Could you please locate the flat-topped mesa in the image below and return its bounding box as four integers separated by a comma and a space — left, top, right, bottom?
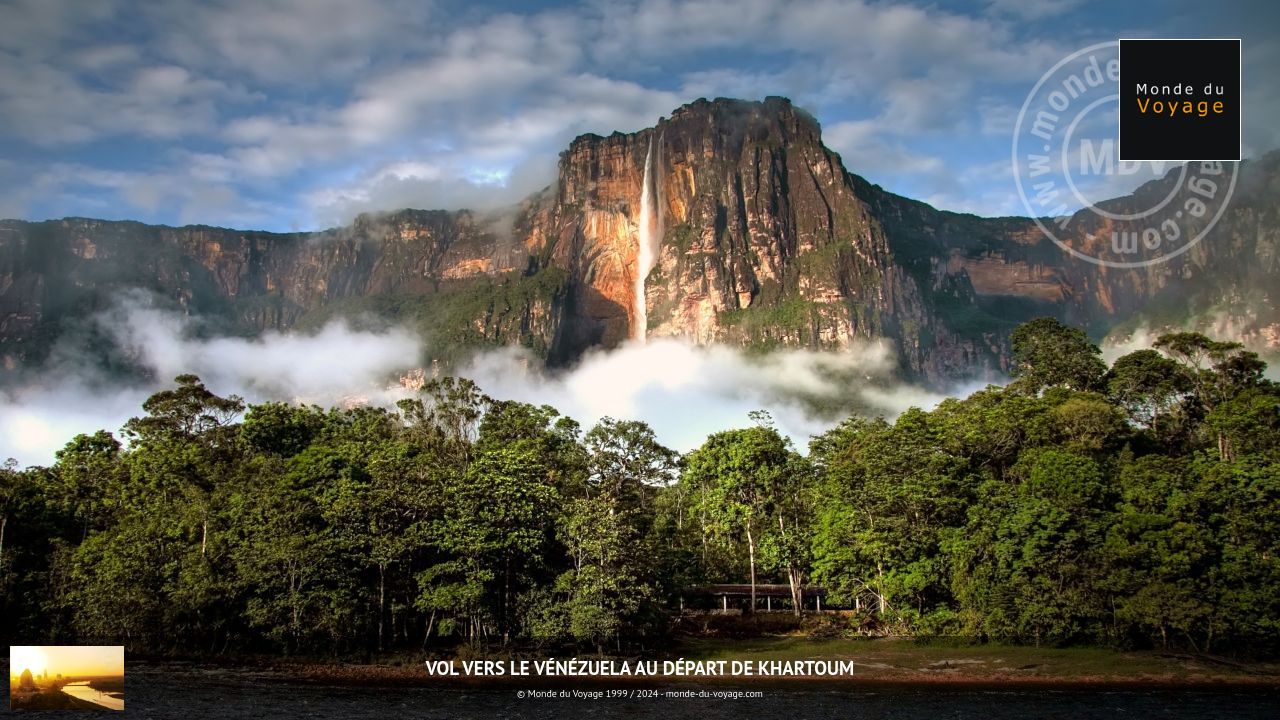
543, 96, 879, 355
523, 96, 1279, 379
2, 97, 1278, 387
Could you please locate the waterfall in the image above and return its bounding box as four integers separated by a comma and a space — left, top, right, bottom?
634, 135, 662, 341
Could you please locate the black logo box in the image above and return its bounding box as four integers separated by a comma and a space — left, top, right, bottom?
1119, 38, 1241, 162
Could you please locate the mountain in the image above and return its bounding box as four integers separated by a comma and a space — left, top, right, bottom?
1, 97, 1277, 387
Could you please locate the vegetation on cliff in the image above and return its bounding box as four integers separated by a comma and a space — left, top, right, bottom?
293, 266, 571, 362
3, 103, 1278, 388
0, 319, 1277, 658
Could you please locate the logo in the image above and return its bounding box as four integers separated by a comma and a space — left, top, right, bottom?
1012, 41, 1238, 268
1119, 39, 1241, 161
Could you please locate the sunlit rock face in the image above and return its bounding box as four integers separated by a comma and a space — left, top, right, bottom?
523, 97, 1279, 382
513, 97, 1000, 381
1, 97, 1277, 386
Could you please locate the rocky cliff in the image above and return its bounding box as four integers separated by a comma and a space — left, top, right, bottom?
1, 97, 1277, 386
512, 97, 1002, 381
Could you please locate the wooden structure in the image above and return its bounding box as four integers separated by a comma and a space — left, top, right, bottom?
685, 583, 828, 612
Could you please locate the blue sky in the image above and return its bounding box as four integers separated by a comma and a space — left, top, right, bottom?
1, 0, 1276, 232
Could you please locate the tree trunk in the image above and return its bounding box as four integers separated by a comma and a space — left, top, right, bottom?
503, 557, 511, 644
288, 565, 301, 651
1184, 630, 1201, 653
378, 564, 386, 653
746, 523, 757, 614
0, 514, 6, 563
787, 565, 803, 617
778, 514, 802, 616
423, 610, 437, 649
201, 520, 208, 557
876, 562, 887, 614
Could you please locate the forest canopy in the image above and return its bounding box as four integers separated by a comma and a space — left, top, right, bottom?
1, 319, 1277, 657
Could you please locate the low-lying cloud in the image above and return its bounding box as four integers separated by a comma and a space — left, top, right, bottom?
1, 294, 423, 465
460, 338, 953, 453
1, 293, 960, 466
1102, 317, 1280, 381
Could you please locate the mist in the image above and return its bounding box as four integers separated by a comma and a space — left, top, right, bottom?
1, 294, 968, 467
1, 294, 424, 466
1102, 316, 1280, 381
309, 153, 560, 229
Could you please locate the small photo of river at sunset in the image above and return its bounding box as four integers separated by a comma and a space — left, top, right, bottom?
9, 646, 124, 711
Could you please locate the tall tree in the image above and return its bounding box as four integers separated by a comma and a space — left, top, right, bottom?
812, 410, 968, 626
1107, 349, 1191, 431
420, 424, 559, 645
583, 417, 678, 509
1010, 317, 1107, 394
683, 423, 799, 613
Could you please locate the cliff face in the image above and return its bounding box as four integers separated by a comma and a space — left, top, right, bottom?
0, 209, 564, 374
1, 97, 1277, 386
517, 97, 1004, 381
877, 154, 1280, 350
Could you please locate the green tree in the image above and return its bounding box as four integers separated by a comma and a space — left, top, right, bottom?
1107, 349, 1191, 431
1, 459, 19, 568
683, 423, 801, 613
1050, 392, 1128, 454
953, 449, 1109, 645
529, 418, 676, 648
231, 448, 354, 652
323, 435, 440, 652
1205, 388, 1280, 461
583, 417, 678, 509
420, 441, 558, 645
240, 402, 325, 458
1010, 317, 1107, 393
1102, 455, 1212, 649
537, 495, 656, 650
812, 410, 968, 628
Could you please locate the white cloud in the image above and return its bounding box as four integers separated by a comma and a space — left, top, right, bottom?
0, 0, 1271, 232
978, 98, 1019, 137
923, 160, 1024, 217
0, 292, 953, 465
69, 44, 141, 72
0, 294, 425, 465
1242, 39, 1280, 158
20, 162, 284, 230
0, 59, 256, 145
304, 154, 559, 225
825, 119, 954, 187
154, 0, 435, 85
878, 78, 974, 135
0, 0, 118, 59
986, 0, 1082, 21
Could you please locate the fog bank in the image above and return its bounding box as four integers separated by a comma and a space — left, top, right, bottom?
1, 295, 966, 466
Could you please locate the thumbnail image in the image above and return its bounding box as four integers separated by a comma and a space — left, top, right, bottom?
9, 646, 124, 712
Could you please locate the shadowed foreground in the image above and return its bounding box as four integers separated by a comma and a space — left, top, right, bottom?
111, 663, 1280, 719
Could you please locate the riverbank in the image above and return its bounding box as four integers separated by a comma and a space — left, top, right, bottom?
675, 637, 1280, 686
9, 688, 117, 711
